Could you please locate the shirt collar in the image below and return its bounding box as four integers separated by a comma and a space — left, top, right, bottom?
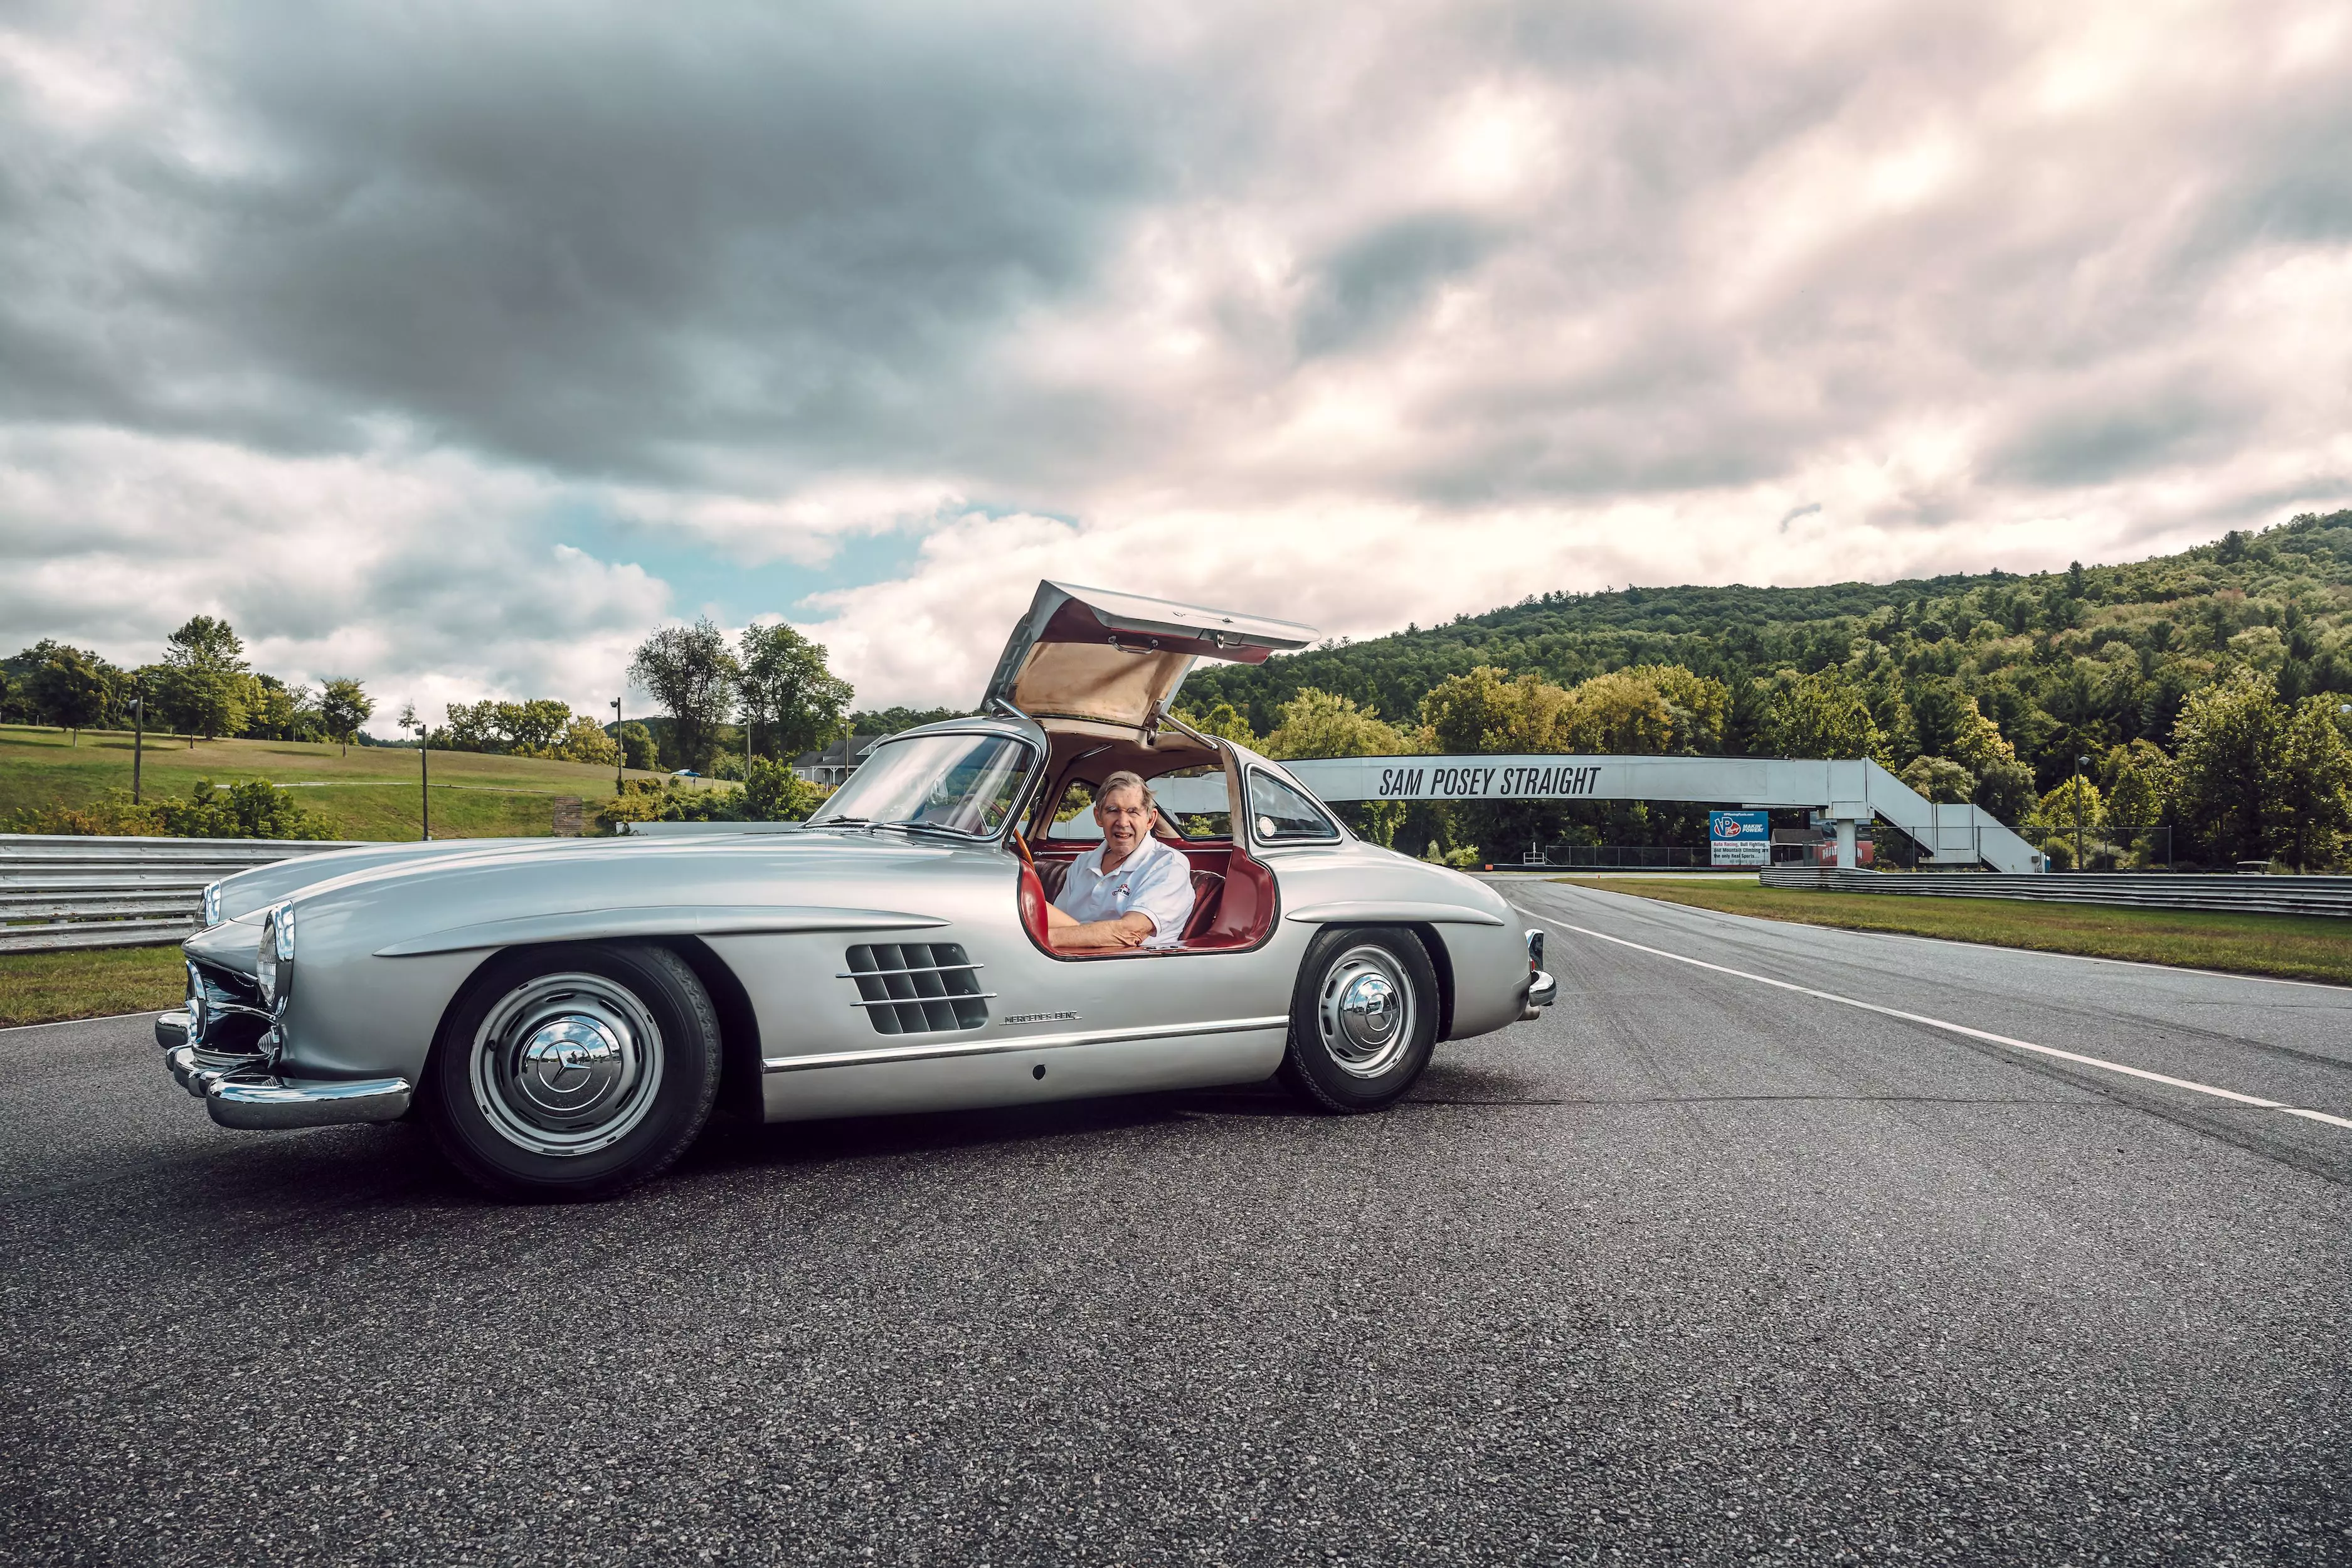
1081, 832, 1171, 877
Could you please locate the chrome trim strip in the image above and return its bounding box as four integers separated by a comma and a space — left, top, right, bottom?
847, 993, 999, 1009
204, 1073, 413, 1130
1282, 900, 1508, 926
834, 963, 985, 979
763, 1014, 1290, 1074
167, 1042, 273, 1094
1520, 969, 1557, 1020
376, 905, 950, 956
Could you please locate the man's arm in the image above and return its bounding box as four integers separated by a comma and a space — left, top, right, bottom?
1046, 904, 1155, 949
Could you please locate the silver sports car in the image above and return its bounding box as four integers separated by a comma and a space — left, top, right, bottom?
156, 582, 1557, 1199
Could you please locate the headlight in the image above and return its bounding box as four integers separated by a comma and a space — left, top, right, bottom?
256, 903, 295, 1010
201, 881, 223, 928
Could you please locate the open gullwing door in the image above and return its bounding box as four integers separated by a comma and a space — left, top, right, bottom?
982, 581, 1315, 729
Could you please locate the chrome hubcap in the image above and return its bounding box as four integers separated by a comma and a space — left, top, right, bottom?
1316, 945, 1414, 1078
470, 973, 663, 1157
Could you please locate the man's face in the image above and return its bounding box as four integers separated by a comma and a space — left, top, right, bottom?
1097, 787, 1150, 857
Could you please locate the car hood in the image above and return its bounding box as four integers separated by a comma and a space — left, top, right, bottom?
206, 827, 972, 924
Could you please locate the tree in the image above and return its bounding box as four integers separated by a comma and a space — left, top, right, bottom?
1623, 665, 1730, 753
2103, 740, 2173, 864
1178, 702, 1258, 747
320, 679, 373, 756
2028, 776, 2106, 844
740, 756, 822, 820
629, 618, 738, 770
152, 779, 334, 840
616, 722, 657, 771
847, 706, 970, 736
1261, 689, 1409, 759
1558, 670, 1675, 755
738, 623, 852, 761
158, 615, 252, 741
27, 643, 110, 743
2270, 696, 2352, 871
164, 615, 246, 672
2170, 672, 2277, 865
499, 699, 575, 755
553, 715, 620, 766
1898, 756, 1976, 803
1759, 669, 1882, 760
1419, 667, 1572, 753
152, 665, 248, 743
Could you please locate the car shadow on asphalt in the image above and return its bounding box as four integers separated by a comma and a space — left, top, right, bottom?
674, 1076, 1318, 1183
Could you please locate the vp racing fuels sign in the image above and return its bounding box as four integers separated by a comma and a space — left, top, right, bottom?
1709, 810, 1771, 866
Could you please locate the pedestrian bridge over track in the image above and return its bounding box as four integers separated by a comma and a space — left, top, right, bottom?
1163, 754, 2042, 874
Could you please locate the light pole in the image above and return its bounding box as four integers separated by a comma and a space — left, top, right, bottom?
130, 688, 144, 804
401, 704, 432, 841
2074, 753, 2089, 871
612, 696, 623, 795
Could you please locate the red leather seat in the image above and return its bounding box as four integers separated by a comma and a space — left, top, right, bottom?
1183, 869, 1225, 941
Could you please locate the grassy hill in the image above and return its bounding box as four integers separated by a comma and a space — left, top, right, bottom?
0, 727, 673, 840
1184, 509, 2352, 794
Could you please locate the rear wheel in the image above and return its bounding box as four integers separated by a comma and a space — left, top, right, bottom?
1278, 926, 1438, 1113
426, 943, 721, 1200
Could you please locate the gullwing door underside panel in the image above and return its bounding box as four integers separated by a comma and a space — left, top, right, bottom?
985, 581, 1315, 729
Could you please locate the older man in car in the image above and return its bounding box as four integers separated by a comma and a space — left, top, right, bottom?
1046, 770, 1195, 950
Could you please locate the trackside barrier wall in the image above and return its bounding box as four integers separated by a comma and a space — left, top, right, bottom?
1759, 866, 2352, 918
0, 834, 365, 953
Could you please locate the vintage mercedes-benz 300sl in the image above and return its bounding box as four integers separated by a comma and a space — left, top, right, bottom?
156, 582, 1557, 1198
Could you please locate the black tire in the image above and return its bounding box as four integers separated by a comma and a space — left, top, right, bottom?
425, 942, 721, 1200
1278, 926, 1439, 1113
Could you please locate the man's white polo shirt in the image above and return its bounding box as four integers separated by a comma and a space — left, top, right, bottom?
1052, 833, 1195, 948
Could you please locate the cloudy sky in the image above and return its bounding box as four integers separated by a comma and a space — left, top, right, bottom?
4, 0, 2349, 727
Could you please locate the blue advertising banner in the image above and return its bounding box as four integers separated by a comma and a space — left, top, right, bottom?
1709, 809, 1771, 866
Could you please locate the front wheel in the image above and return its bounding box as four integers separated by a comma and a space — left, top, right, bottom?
426, 943, 721, 1200
1278, 926, 1438, 1113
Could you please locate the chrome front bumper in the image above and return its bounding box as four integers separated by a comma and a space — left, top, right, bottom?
1519, 969, 1557, 1021
157, 1010, 413, 1130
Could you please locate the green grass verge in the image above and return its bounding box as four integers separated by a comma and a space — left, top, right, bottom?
1556, 876, 2352, 987
0, 945, 188, 1027
0, 725, 674, 840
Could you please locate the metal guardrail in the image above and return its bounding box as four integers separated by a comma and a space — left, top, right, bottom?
0, 834, 366, 953
1759, 867, 2352, 918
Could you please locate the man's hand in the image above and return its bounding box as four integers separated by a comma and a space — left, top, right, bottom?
1046, 909, 1155, 950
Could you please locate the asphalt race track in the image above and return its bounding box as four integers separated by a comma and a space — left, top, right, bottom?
4, 879, 2349, 1565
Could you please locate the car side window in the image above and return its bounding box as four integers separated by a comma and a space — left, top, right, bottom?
1043, 782, 1099, 841
1248, 770, 1338, 842
1155, 765, 1233, 839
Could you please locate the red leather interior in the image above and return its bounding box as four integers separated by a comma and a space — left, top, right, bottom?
1023, 838, 1273, 956
1182, 870, 1225, 940
1017, 857, 1052, 948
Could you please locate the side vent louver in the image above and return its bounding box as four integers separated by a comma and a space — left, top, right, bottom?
842, 943, 992, 1035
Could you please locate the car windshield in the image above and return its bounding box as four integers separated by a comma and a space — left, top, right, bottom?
807, 733, 1036, 839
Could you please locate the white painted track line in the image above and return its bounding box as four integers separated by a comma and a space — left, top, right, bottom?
0, 1008, 167, 1034
1535, 915, 2352, 1134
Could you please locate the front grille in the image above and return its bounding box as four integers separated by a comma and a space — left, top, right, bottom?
841, 943, 992, 1036
186, 960, 273, 1056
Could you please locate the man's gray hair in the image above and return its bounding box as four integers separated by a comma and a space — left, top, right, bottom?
1097, 770, 1154, 810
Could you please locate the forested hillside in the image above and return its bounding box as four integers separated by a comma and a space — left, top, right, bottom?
1180, 511, 2352, 869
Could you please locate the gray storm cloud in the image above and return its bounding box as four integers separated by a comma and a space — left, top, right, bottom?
1, 0, 2348, 712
